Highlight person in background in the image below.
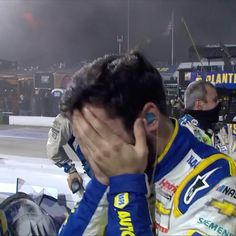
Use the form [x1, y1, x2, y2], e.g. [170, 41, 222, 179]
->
[170, 95, 184, 118]
[31, 89, 41, 116]
[179, 80, 236, 157]
[46, 103, 93, 193]
[59, 52, 236, 236]
[18, 94, 29, 116]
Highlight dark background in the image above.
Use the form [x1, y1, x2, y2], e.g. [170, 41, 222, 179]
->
[0, 0, 236, 66]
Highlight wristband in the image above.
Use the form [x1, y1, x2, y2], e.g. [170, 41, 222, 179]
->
[63, 162, 76, 174]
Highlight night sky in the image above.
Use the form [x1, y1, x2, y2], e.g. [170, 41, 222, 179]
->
[0, 0, 236, 66]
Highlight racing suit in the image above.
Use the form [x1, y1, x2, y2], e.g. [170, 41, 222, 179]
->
[46, 113, 93, 177]
[59, 119, 236, 236]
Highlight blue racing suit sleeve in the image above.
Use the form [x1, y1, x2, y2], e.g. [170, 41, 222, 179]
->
[69, 134, 94, 177]
[59, 177, 108, 236]
[107, 174, 153, 236]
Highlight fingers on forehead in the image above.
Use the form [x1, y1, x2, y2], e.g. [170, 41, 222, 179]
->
[74, 114, 105, 151]
[83, 108, 123, 144]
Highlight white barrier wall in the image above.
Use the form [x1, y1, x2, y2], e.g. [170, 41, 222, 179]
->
[9, 116, 55, 127]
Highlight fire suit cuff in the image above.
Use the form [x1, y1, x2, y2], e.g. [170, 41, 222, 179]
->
[109, 173, 148, 194]
[85, 177, 108, 203]
[68, 166, 77, 174]
[90, 176, 108, 190]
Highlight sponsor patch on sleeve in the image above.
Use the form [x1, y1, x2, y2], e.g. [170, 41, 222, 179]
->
[114, 193, 129, 209]
[51, 127, 59, 140]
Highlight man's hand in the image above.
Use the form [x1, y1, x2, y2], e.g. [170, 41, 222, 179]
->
[72, 107, 148, 181]
[67, 171, 83, 192]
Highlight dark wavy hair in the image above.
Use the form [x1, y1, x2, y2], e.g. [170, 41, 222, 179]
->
[62, 51, 167, 131]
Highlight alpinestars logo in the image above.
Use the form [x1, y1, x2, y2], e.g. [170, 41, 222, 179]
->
[184, 167, 220, 205]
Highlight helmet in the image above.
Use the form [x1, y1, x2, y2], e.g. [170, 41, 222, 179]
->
[0, 192, 57, 236]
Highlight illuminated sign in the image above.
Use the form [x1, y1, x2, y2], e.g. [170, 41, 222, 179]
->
[34, 72, 54, 89]
[190, 71, 236, 89]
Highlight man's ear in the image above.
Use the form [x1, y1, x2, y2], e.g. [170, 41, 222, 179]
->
[141, 102, 159, 132]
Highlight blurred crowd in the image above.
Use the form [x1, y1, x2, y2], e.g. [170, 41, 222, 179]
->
[0, 88, 63, 118]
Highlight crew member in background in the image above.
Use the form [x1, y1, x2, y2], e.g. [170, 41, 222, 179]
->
[170, 95, 184, 118]
[18, 94, 29, 116]
[46, 103, 93, 193]
[179, 80, 236, 158]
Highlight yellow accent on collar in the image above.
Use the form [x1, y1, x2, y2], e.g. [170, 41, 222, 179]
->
[173, 154, 236, 218]
[154, 118, 179, 166]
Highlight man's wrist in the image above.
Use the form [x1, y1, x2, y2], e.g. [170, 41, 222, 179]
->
[57, 160, 77, 174]
[68, 166, 77, 174]
[109, 173, 148, 194]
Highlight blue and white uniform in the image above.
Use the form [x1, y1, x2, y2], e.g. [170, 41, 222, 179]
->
[59, 119, 236, 236]
[46, 113, 93, 177]
[179, 114, 236, 159]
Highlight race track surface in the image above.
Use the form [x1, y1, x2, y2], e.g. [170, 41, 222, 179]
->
[0, 125, 50, 158]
